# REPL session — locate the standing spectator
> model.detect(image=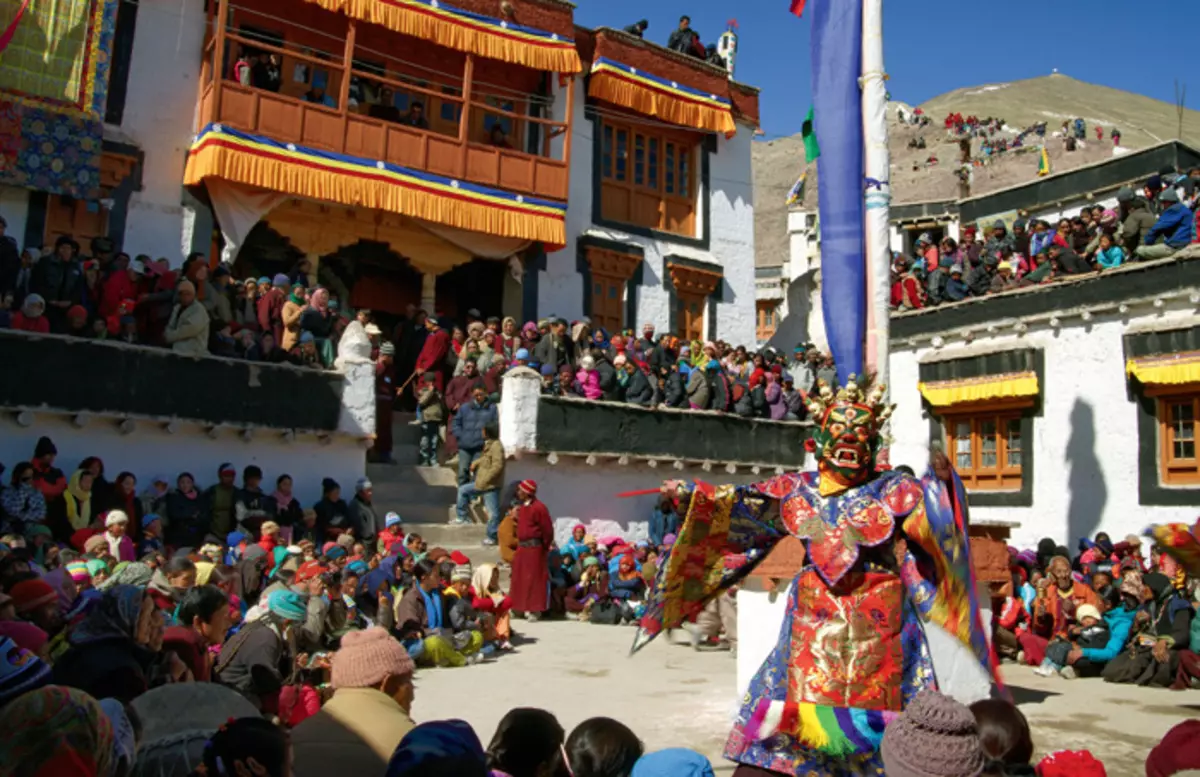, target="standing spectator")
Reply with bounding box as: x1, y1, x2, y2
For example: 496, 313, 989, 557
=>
510, 480, 552, 621
925, 257, 951, 306
166, 471, 206, 548
205, 463, 239, 540
235, 278, 261, 332
1136, 189, 1195, 261
685, 361, 710, 409
458, 422, 504, 539
31, 436, 67, 532
1, 462, 46, 534
349, 478, 379, 550
1011, 219, 1031, 259
314, 477, 350, 540
11, 247, 37, 309
281, 284, 306, 352
533, 317, 572, 373
0, 214, 18, 298
983, 221, 1015, 256
414, 315, 451, 394
574, 355, 603, 399
99, 259, 140, 319
623, 19, 649, 37
453, 385, 498, 486
300, 288, 336, 367
30, 235, 82, 332
965, 254, 998, 297
164, 280, 210, 355
666, 15, 699, 53
623, 361, 654, 407
416, 371, 445, 467
234, 465, 274, 538
258, 274, 288, 345
373, 342, 397, 465
708, 360, 732, 412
